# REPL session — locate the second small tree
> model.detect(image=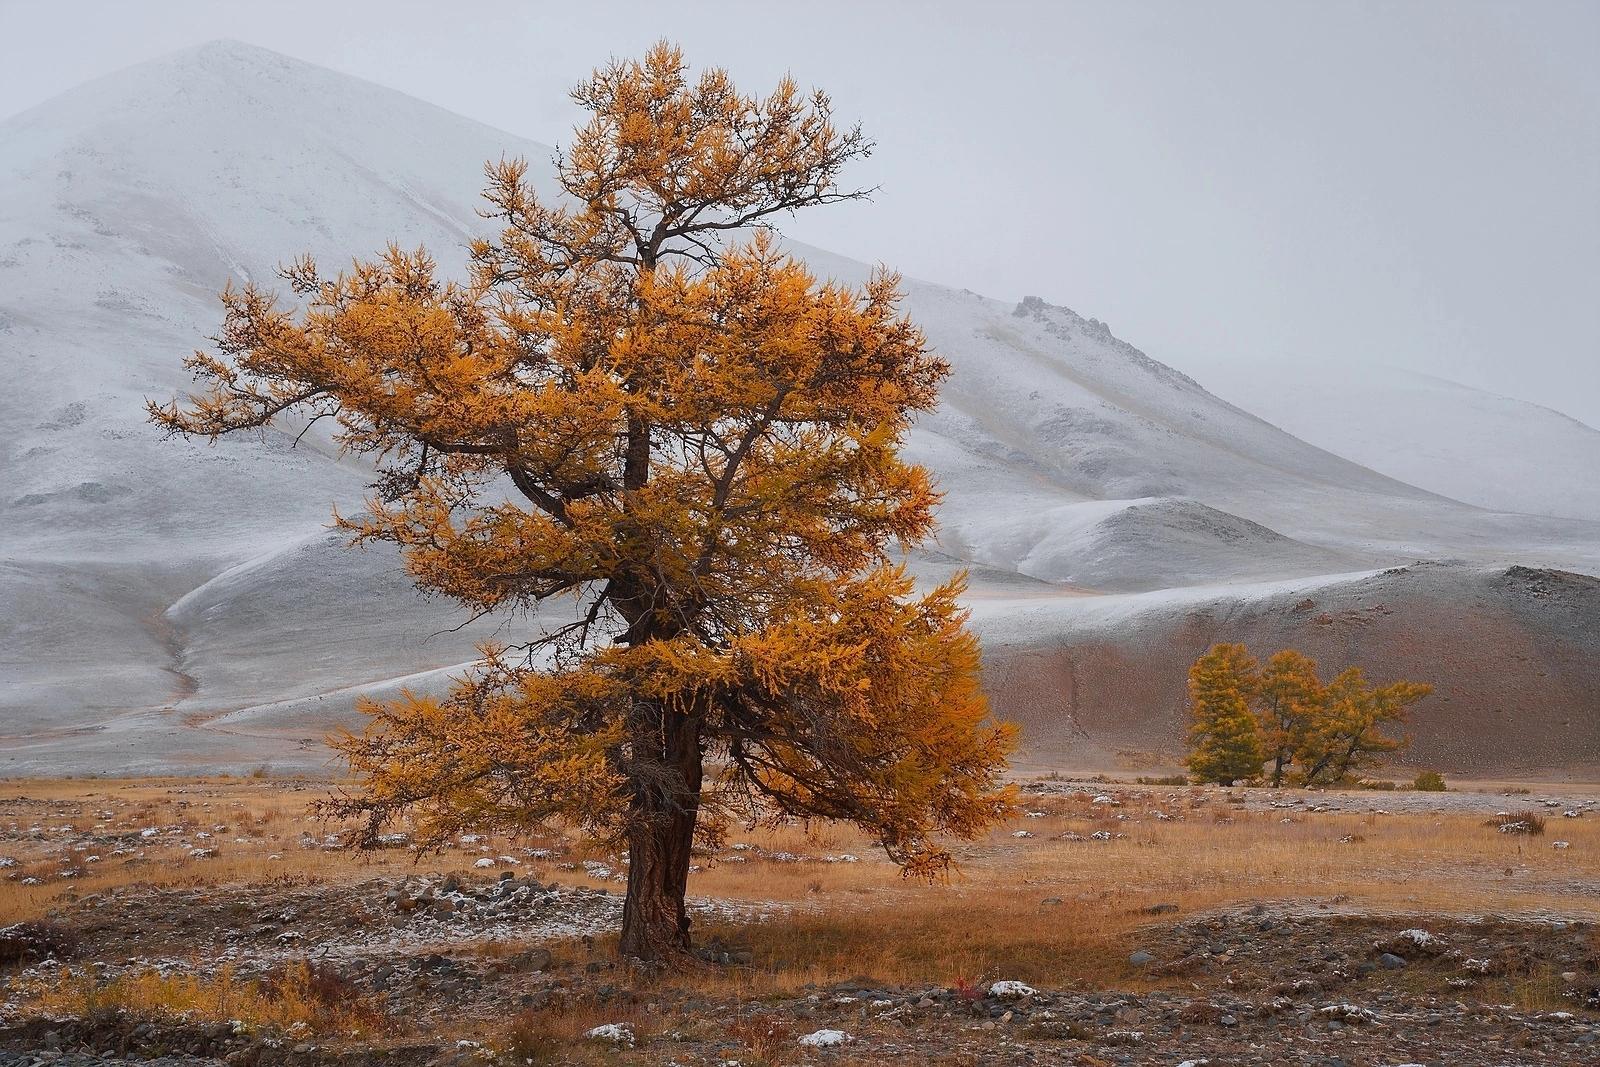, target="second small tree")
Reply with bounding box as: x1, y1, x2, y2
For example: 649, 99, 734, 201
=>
1186, 643, 1266, 785
1256, 650, 1324, 787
